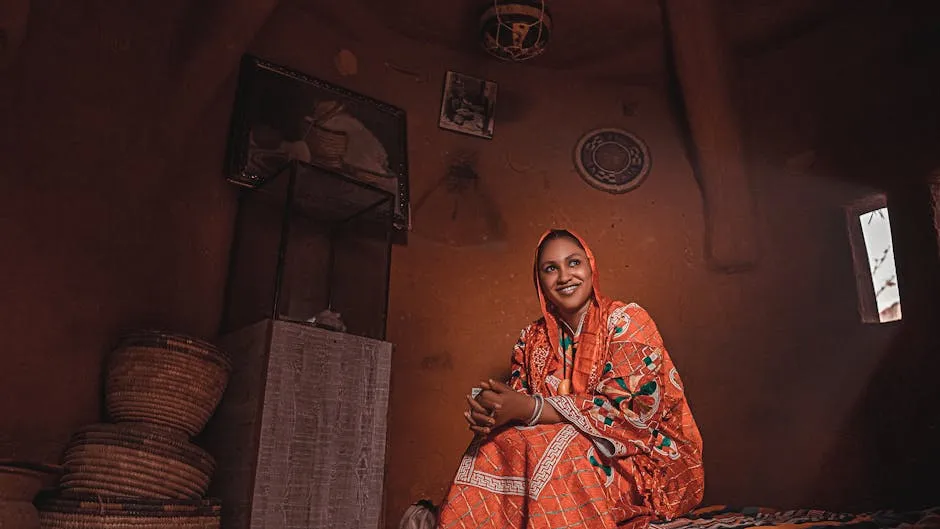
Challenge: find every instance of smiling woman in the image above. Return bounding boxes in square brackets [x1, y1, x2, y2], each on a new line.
[437, 229, 705, 529]
[534, 231, 595, 396]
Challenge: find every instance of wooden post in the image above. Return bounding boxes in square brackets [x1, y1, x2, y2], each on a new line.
[664, 0, 760, 271]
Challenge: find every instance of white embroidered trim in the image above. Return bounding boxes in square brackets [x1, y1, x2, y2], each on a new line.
[545, 374, 561, 392]
[545, 395, 625, 458]
[607, 304, 632, 337]
[454, 438, 481, 482]
[529, 425, 579, 498]
[464, 471, 527, 496]
[454, 425, 579, 500]
[669, 367, 682, 390]
[532, 337, 551, 384]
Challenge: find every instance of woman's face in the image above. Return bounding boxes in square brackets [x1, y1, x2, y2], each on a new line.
[537, 236, 594, 317]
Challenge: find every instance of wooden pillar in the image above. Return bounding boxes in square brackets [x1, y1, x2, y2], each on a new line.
[664, 0, 759, 271]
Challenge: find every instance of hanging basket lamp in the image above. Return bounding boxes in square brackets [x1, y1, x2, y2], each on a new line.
[479, 0, 552, 62]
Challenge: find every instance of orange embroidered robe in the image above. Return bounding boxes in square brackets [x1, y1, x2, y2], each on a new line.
[438, 232, 704, 529]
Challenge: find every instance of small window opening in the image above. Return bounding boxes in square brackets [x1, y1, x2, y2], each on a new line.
[847, 196, 902, 323]
[860, 208, 901, 322]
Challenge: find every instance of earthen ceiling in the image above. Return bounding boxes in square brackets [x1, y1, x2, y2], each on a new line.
[285, 0, 849, 83]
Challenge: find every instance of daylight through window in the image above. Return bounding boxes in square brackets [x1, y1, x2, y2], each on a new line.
[858, 207, 901, 322]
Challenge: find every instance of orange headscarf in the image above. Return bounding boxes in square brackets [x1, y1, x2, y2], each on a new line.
[531, 229, 618, 395]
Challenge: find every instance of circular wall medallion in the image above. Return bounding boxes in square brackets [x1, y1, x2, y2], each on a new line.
[574, 128, 651, 194]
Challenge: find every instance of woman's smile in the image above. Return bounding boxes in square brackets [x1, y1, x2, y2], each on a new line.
[537, 236, 594, 322]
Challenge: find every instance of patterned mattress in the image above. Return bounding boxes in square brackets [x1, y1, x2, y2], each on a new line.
[652, 506, 940, 529]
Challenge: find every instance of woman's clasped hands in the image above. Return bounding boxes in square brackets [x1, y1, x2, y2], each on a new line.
[463, 378, 535, 436]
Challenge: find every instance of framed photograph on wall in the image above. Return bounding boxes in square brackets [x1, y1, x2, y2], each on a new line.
[224, 55, 410, 232]
[438, 71, 497, 140]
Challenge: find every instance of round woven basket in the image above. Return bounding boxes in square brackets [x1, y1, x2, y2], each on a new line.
[37, 496, 220, 529]
[61, 424, 213, 500]
[105, 331, 231, 437]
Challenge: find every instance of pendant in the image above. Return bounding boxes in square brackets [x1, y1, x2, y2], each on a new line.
[558, 379, 571, 396]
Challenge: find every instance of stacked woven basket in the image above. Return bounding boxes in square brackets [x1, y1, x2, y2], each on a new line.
[37, 330, 231, 529]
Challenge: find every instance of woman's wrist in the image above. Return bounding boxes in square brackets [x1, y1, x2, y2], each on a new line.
[524, 394, 544, 426]
[515, 394, 535, 422]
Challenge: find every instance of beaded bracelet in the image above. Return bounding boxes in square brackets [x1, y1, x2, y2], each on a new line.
[526, 394, 544, 426]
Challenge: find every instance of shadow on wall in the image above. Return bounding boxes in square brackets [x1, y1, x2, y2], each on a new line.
[809, 317, 940, 510]
[807, 177, 940, 510]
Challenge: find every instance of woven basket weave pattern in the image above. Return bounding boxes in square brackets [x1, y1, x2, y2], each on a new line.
[105, 335, 230, 437]
[39, 331, 228, 528]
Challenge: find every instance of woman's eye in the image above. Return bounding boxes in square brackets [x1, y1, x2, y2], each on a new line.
[544, 265, 556, 273]
[569, 259, 581, 267]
